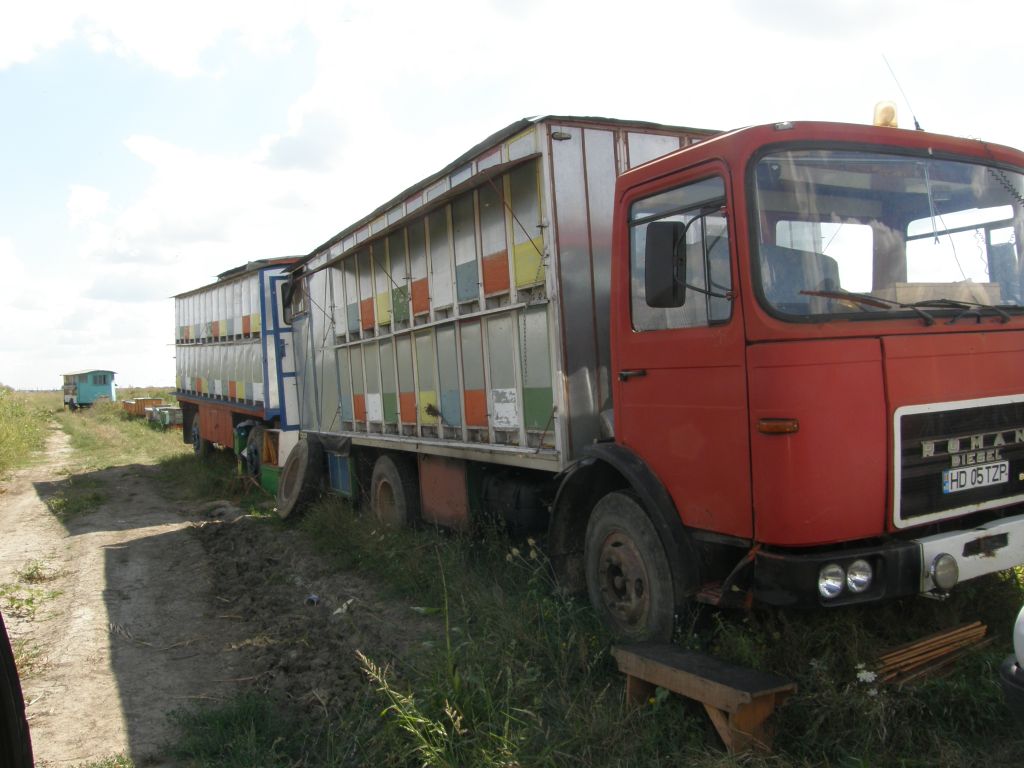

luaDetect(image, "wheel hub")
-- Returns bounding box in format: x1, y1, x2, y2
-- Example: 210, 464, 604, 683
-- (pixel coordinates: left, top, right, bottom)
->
375, 479, 398, 526
598, 533, 650, 628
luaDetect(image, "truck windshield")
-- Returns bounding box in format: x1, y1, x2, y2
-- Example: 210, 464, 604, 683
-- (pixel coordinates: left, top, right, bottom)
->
752, 149, 1024, 319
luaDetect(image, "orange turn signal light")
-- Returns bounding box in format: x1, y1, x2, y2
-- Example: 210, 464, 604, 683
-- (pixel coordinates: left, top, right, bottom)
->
757, 418, 799, 435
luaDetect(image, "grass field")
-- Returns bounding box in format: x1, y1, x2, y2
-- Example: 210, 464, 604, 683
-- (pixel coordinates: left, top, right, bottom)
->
5, 390, 1024, 767
0, 387, 60, 478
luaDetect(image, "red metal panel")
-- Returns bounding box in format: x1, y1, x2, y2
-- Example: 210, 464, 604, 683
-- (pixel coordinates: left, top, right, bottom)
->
353, 394, 367, 422
359, 297, 375, 330
747, 339, 887, 546
399, 392, 416, 423
882, 331, 1024, 409
463, 389, 487, 427
199, 403, 236, 446
482, 252, 510, 295
242, 315, 251, 335
411, 278, 430, 315
418, 454, 469, 530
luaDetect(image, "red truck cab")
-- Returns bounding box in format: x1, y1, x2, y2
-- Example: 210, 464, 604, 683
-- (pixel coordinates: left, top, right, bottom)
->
577, 121, 1024, 638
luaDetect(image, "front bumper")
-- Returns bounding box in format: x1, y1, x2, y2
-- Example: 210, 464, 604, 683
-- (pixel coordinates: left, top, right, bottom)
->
753, 511, 1024, 608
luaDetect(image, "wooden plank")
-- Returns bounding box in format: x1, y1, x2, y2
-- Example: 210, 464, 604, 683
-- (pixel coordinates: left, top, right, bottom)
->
877, 622, 983, 664
876, 622, 987, 683
890, 637, 994, 686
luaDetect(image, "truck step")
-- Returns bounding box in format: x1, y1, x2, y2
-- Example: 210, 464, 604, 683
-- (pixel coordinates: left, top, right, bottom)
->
612, 643, 796, 754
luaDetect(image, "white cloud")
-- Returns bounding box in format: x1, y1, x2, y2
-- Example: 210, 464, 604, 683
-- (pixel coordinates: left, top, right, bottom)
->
0, 3, 81, 70
67, 185, 110, 228
0, 1, 305, 75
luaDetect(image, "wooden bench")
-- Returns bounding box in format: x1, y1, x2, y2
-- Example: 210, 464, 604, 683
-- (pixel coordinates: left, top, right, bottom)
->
612, 643, 797, 754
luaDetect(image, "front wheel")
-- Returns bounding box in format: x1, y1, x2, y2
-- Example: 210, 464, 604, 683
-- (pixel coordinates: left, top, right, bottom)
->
585, 491, 675, 642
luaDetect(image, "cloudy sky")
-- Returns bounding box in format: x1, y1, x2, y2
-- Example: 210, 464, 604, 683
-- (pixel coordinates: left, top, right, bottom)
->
1, 0, 1021, 390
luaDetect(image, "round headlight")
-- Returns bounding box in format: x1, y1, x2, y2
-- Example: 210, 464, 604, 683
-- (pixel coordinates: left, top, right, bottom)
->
930, 553, 959, 592
818, 563, 846, 599
846, 559, 873, 593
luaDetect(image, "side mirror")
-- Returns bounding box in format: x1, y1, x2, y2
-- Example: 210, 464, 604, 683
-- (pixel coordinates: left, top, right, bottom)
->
645, 220, 687, 308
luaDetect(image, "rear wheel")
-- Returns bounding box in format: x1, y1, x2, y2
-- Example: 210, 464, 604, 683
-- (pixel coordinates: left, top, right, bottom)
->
277, 438, 324, 519
191, 421, 213, 458
244, 426, 264, 477
370, 454, 420, 528
585, 491, 675, 642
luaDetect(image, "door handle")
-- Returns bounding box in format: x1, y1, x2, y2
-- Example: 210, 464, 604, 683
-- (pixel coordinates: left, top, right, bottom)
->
618, 369, 647, 381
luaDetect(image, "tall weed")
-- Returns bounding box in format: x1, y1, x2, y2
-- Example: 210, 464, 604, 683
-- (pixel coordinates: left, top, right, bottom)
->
0, 386, 56, 477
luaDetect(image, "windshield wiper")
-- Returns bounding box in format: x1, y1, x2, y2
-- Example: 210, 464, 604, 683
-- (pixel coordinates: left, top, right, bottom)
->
798, 290, 1021, 326
907, 298, 1014, 325
799, 289, 896, 310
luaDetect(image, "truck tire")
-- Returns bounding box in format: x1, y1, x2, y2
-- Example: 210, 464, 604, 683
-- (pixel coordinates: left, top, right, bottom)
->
244, 426, 264, 477
370, 453, 420, 528
0, 612, 33, 768
191, 421, 213, 459
277, 438, 324, 519
585, 491, 675, 642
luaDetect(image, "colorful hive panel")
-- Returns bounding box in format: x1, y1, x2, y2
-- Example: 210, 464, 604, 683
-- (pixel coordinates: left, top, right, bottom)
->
351, 346, 366, 421
510, 162, 545, 288
460, 320, 487, 427
479, 182, 510, 296
364, 342, 383, 422
428, 208, 453, 308
338, 348, 354, 421
486, 314, 517, 429
387, 231, 410, 323
520, 305, 553, 430
379, 338, 399, 423
414, 331, 438, 425
373, 247, 392, 326
409, 220, 429, 315
436, 325, 461, 427
396, 335, 416, 423
452, 194, 479, 303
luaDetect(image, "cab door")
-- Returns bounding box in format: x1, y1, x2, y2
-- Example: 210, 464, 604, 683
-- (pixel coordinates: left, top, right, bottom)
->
611, 165, 752, 539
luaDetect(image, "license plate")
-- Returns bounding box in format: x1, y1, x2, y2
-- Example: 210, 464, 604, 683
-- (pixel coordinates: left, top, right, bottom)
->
942, 461, 1009, 494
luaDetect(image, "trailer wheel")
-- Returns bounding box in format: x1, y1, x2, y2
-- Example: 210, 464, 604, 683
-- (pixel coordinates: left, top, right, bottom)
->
244, 426, 264, 477
585, 491, 675, 642
191, 421, 213, 458
0, 612, 33, 768
370, 453, 420, 528
277, 438, 324, 519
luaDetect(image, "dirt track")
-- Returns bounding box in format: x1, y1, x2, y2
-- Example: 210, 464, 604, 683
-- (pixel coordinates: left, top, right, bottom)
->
0, 424, 425, 765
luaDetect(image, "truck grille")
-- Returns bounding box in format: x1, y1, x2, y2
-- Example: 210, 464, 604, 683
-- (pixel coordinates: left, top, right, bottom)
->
896, 396, 1024, 527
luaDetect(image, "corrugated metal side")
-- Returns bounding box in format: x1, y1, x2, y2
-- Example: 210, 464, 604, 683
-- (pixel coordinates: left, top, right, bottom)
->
293, 118, 714, 470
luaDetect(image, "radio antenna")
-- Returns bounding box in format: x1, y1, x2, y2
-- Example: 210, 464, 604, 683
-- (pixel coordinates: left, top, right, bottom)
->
883, 54, 923, 131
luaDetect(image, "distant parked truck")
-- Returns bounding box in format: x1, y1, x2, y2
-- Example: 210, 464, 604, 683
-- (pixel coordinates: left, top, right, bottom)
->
281, 114, 1024, 642
62, 369, 116, 409
173, 258, 302, 489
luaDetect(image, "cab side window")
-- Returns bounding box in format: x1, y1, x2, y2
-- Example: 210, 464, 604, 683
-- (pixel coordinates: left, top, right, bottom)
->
629, 176, 731, 331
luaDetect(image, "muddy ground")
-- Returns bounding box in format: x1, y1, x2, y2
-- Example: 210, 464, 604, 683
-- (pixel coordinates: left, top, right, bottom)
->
0, 425, 427, 766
